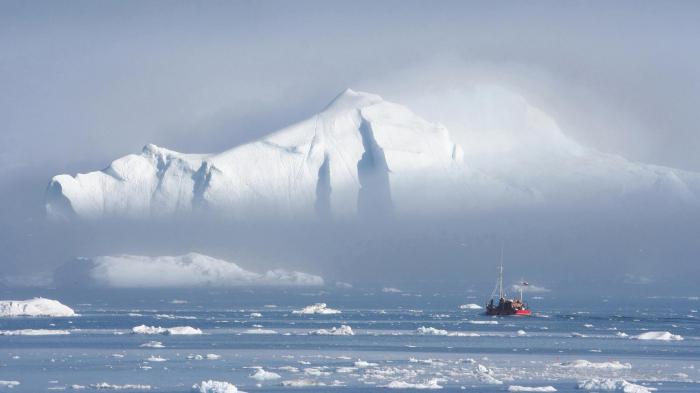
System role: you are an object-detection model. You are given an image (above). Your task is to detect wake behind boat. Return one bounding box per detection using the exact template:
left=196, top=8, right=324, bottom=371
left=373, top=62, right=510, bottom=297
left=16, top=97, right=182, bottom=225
left=485, top=248, right=532, bottom=316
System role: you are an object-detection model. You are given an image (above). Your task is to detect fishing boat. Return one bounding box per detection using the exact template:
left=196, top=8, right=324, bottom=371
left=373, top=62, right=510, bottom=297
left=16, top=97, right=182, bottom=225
left=485, top=248, right=532, bottom=316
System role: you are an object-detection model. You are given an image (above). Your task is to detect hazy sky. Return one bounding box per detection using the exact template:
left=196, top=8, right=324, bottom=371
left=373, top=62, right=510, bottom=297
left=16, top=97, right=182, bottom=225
left=1, top=1, right=699, bottom=289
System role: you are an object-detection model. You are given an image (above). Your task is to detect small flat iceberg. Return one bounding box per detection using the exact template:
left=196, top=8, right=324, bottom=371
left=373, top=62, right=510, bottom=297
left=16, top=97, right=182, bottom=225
left=577, top=378, right=656, bottom=393
left=131, top=325, right=202, bottom=335
left=310, top=325, right=354, bottom=335
left=632, top=331, right=683, bottom=341
left=0, top=381, right=20, bottom=388
left=292, top=303, right=341, bottom=315
left=556, top=359, right=631, bottom=369
left=508, top=386, right=557, bottom=392
left=192, top=380, right=245, bottom=393
left=384, top=379, right=443, bottom=389
left=249, top=367, right=281, bottom=381
left=0, top=329, right=70, bottom=336
left=416, top=326, right=479, bottom=337
left=460, top=303, right=483, bottom=310
left=0, top=298, right=75, bottom=317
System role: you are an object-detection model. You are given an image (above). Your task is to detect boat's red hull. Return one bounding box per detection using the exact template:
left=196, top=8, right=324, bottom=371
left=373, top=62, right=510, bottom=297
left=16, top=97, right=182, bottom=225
left=514, top=309, right=532, bottom=316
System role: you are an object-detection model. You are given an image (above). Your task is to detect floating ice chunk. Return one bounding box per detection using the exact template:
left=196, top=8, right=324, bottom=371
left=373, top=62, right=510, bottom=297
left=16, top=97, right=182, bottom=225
left=192, top=380, right=244, bottom=393
left=460, top=304, right=483, bottom=310
left=280, top=379, right=326, bottom=387
left=0, top=381, right=20, bottom=388
left=577, top=378, right=656, bottom=393
left=206, top=354, right=221, bottom=360
left=473, top=364, right=503, bottom=385
left=249, top=368, right=281, bottom=381
left=469, top=320, right=498, bottom=325
left=146, top=355, right=167, bottom=362
left=310, top=325, right=354, bottom=335
left=508, top=386, right=557, bottom=392
left=382, top=287, right=402, bottom=293
left=384, top=379, right=443, bottom=389
left=616, top=332, right=629, bottom=338
left=139, top=341, right=164, bottom=348
left=556, top=360, right=631, bottom=369
left=249, top=313, right=262, bottom=318
left=131, top=325, right=202, bottom=335
left=0, top=298, right=75, bottom=317
left=244, top=328, right=277, bottom=334
left=0, top=329, right=70, bottom=335
left=632, top=331, right=683, bottom=341
left=417, top=326, right=448, bottom=335
left=292, top=303, right=341, bottom=315
left=354, top=360, right=378, bottom=368
left=72, top=383, right=151, bottom=390
left=517, top=330, right=527, bottom=336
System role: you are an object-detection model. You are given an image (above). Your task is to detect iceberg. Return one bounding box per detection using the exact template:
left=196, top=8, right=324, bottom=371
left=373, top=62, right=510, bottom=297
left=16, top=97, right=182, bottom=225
left=249, top=368, right=281, bottom=381
left=0, top=298, right=75, bottom=317
left=508, top=386, right=557, bottom=392
left=384, top=379, right=443, bottom=389
left=577, top=378, right=656, bottom=393
left=0, top=329, right=70, bottom=336
left=292, top=303, right=341, bottom=315
left=310, top=325, right=354, bottom=336
left=46, top=88, right=700, bottom=221
left=556, top=359, right=631, bottom=369
left=55, top=253, right=323, bottom=288
left=459, top=303, right=483, bottom=310
left=192, top=380, right=244, bottom=393
left=632, top=331, right=683, bottom=341
left=131, top=325, right=202, bottom=335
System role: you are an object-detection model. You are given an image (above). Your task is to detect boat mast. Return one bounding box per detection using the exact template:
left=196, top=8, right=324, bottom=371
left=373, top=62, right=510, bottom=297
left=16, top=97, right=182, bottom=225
left=498, top=245, right=504, bottom=299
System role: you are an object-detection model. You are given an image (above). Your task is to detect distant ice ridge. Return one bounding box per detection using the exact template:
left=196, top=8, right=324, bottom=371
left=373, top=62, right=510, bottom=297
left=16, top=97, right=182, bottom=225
left=131, top=325, right=202, bottom=335
left=310, top=325, right=354, bottom=335
left=55, top=253, right=323, bottom=288
left=577, top=378, right=656, bottom=393
left=632, top=331, right=683, bottom=341
left=0, top=298, right=75, bottom=317
left=46, top=88, right=700, bottom=221
left=508, top=386, right=557, bottom=392
left=192, top=380, right=245, bottom=393
left=292, top=303, right=341, bottom=315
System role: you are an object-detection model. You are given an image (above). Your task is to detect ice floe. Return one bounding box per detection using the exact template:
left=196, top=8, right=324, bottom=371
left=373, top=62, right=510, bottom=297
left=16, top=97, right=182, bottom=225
left=0, top=329, right=70, bottom=335
left=139, top=341, right=164, bottom=348
left=577, top=378, right=656, bottom=392
left=244, top=328, right=277, bottom=334
left=0, top=381, right=20, bottom=388
left=280, top=379, right=326, bottom=387
left=71, top=382, right=151, bottom=390
left=632, top=331, right=683, bottom=341
left=131, top=325, right=202, bottom=335
left=459, top=303, right=483, bottom=310
left=146, top=355, right=167, bottom=362
left=384, top=379, right=443, bottom=389
left=416, top=326, right=479, bottom=337
left=292, top=303, right=341, bottom=315
left=473, top=364, right=503, bottom=385
left=192, top=380, right=244, bottom=393
left=556, top=360, right=631, bottom=369
left=0, top=298, right=75, bottom=317
left=310, top=325, right=354, bottom=335
left=508, top=386, right=557, bottom=392
left=249, top=367, right=281, bottom=381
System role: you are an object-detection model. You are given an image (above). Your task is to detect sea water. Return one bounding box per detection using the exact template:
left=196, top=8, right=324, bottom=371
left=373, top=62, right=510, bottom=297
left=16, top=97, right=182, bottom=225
left=0, top=287, right=698, bottom=392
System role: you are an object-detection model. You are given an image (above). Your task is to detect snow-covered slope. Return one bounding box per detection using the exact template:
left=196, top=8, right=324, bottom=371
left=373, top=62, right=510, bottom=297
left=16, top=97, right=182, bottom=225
left=53, top=252, right=323, bottom=288
left=46, top=88, right=700, bottom=219
left=0, top=298, right=76, bottom=317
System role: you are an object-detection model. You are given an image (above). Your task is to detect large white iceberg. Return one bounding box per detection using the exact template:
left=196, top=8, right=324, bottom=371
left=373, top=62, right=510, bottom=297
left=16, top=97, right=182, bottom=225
left=577, top=378, right=656, bottom=393
left=132, top=325, right=202, bottom=335
left=47, top=88, right=700, bottom=220
left=192, top=380, right=244, bottom=393
left=55, top=252, right=323, bottom=288
left=0, top=298, right=75, bottom=317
